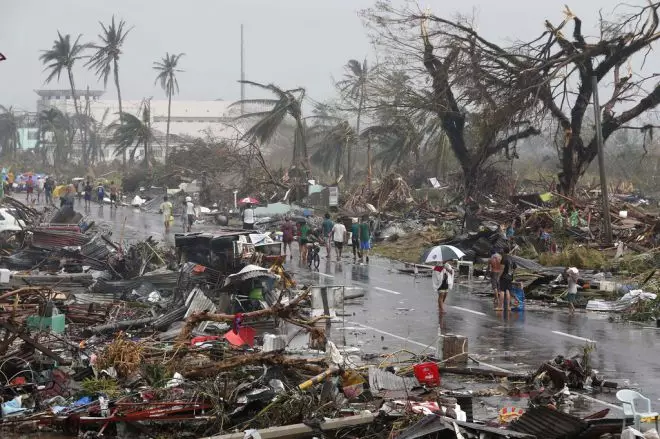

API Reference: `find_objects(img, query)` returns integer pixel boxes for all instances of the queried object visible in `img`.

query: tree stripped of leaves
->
[380,2,660,194]
[362,3,540,196]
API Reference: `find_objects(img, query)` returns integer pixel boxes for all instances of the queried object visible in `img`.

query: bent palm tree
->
[307,116,356,182]
[86,16,131,164]
[153,52,184,161]
[0,106,23,158]
[231,81,310,173]
[38,107,72,166]
[337,58,370,185]
[108,108,153,165]
[40,33,88,162]
[86,109,110,165]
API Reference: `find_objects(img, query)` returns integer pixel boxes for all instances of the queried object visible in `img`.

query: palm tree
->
[153,52,184,161]
[86,109,110,165]
[38,107,72,166]
[86,16,132,165]
[0,106,22,158]
[337,58,370,185]
[231,81,310,173]
[40,32,89,163]
[108,107,153,165]
[308,118,356,182]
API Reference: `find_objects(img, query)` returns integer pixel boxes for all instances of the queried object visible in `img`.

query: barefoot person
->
[487,250,503,310]
[564,267,579,315]
[159,195,173,234]
[432,261,454,314]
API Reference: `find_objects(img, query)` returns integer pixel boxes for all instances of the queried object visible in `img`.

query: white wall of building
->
[36,90,241,162]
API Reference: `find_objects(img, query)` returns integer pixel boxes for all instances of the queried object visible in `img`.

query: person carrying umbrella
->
[432,261,455,314]
[424,244,464,314]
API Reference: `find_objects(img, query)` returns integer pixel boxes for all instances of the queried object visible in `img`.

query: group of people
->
[159,195,196,234]
[487,248,517,311]
[278,214,372,265]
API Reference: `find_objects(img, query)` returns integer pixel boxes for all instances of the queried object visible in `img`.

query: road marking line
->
[348,321,434,350]
[315,272,334,278]
[451,306,487,316]
[552,331,596,344]
[374,287,401,295]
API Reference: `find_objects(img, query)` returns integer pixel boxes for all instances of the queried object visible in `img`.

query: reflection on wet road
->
[82,203,659,407]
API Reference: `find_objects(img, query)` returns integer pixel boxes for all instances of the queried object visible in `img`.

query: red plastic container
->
[413,362,441,387]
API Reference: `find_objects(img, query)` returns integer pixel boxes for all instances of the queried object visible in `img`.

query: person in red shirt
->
[280,217,295,260]
[26,176,35,204]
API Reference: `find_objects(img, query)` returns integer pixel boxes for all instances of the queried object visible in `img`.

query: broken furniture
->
[617,389,659,431]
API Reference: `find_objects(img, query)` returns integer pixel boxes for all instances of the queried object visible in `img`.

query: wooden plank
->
[202,412,377,439]
[0,321,69,364]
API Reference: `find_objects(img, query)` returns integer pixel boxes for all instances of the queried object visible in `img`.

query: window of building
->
[65,95,70,100]
[55,95,60,100]
[28,131,39,141]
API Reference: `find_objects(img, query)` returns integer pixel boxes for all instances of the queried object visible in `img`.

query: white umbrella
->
[423,245,465,263]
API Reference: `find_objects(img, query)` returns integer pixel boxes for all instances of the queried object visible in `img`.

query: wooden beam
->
[201,412,377,439]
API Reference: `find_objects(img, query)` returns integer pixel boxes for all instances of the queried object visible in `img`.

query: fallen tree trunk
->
[83,316,157,336]
[181,352,327,379]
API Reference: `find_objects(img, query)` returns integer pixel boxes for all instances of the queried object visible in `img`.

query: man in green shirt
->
[359,216,371,264]
[299,222,310,263]
[321,213,334,258]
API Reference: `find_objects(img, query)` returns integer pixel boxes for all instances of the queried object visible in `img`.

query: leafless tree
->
[362,2,540,196]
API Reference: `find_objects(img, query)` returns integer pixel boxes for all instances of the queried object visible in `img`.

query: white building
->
[35,89,240,162]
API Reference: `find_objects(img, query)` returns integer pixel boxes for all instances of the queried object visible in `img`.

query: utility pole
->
[240,24,245,115]
[591,76,613,246]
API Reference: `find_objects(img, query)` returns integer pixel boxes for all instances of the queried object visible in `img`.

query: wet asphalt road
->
[58,199,660,409]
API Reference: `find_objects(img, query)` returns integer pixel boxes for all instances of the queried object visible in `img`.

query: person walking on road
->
[83,180,92,209]
[432,261,454,314]
[96,183,105,205]
[242,203,255,230]
[499,248,517,311]
[159,195,174,234]
[281,217,295,260]
[564,267,579,315]
[44,177,54,205]
[299,221,310,263]
[26,176,35,204]
[185,196,195,232]
[109,181,118,208]
[487,250,503,310]
[350,218,360,262]
[321,213,334,258]
[358,216,371,264]
[331,219,347,261]
[36,176,45,203]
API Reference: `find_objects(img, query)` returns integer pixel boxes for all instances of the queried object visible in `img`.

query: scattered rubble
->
[0,192,656,438]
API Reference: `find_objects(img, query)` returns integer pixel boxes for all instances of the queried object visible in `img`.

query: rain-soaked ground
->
[74,200,659,403]
[8,196,660,435]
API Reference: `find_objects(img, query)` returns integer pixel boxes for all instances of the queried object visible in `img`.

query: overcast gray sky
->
[0,0,647,112]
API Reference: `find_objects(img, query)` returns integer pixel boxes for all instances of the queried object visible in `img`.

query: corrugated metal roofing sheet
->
[509,406,586,438]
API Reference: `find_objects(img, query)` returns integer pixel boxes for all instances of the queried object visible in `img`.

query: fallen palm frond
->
[96,334,145,378]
